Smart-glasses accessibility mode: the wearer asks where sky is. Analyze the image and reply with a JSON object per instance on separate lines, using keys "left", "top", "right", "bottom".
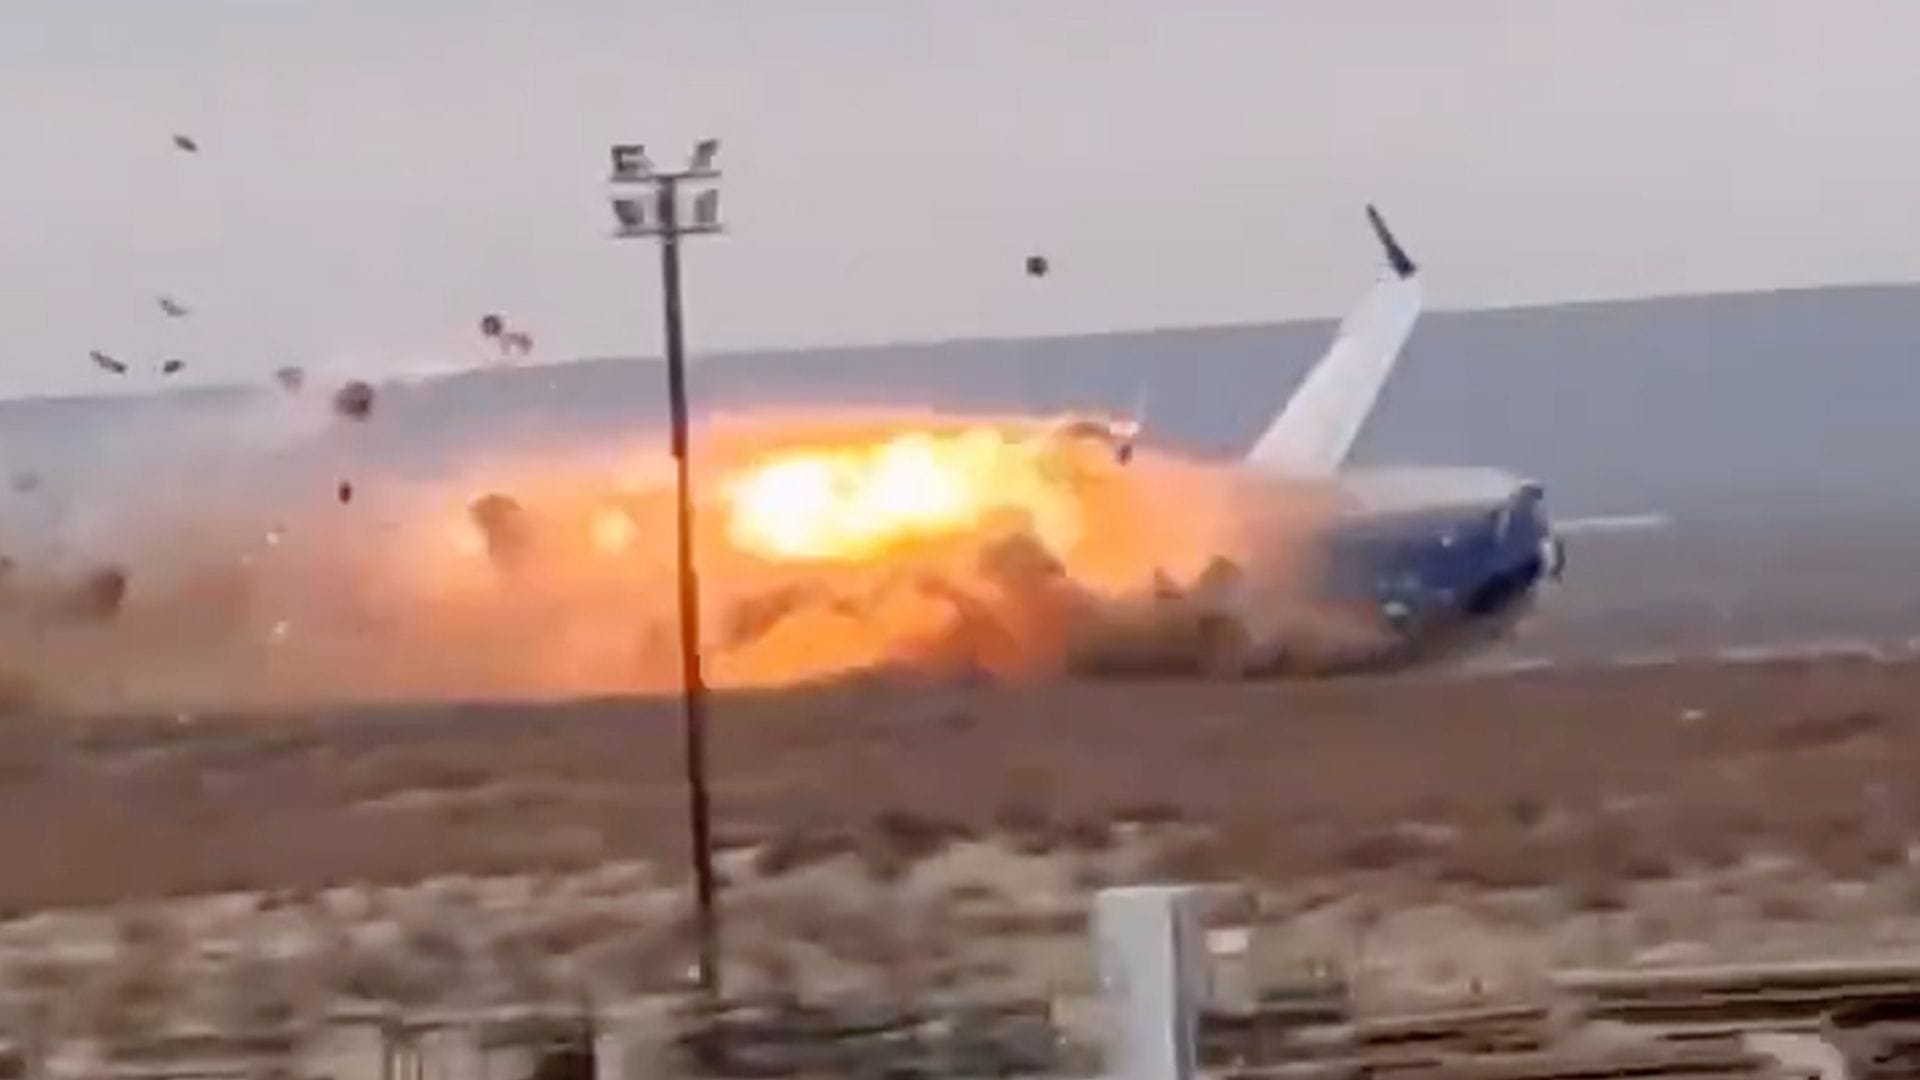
{"left": 5, "top": 0, "right": 1920, "bottom": 398}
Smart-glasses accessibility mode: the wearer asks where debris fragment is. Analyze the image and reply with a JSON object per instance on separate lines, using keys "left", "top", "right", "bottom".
{"left": 9, "top": 471, "right": 39, "bottom": 495}
{"left": 480, "top": 314, "right": 532, "bottom": 360}
{"left": 273, "top": 366, "right": 307, "bottom": 394}
{"left": 60, "top": 566, "right": 128, "bottom": 623}
{"left": 1025, "top": 254, "right": 1050, "bottom": 277}
{"left": 468, "top": 492, "right": 533, "bottom": 570}
{"left": 159, "top": 359, "right": 185, "bottom": 376}
{"left": 172, "top": 134, "right": 199, "bottom": 153}
{"left": 332, "top": 380, "right": 375, "bottom": 421}
{"left": 89, "top": 350, "right": 128, "bottom": 375}
{"left": 157, "top": 296, "right": 189, "bottom": 318}
{"left": 336, "top": 480, "right": 354, "bottom": 504}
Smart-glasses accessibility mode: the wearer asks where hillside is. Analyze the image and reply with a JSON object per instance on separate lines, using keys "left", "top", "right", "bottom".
{"left": 6, "top": 282, "right": 1920, "bottom": 515}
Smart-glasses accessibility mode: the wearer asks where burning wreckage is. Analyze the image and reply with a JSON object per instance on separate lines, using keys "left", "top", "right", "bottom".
{"left": 0, "top": 402, "right": 1372, "bottom": 709}
{"left": 0, "top": 207, "right": 1618, "bottom": 707}
{"left": 441, "top": 416, "right": 1359, "bottom": 687}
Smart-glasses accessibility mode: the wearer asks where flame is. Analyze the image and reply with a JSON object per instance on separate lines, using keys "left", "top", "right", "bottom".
{"left": 0, "top": 408, "right": 1349, "bottom": 711}
{"left": 450, "top": 520, "right": 488, "bottom": 559}
{"left": 589, "top": 506, "right": 637, "bottom": 553}
{"left": 719, "top": 427, "right": 1081, "bottom": 563}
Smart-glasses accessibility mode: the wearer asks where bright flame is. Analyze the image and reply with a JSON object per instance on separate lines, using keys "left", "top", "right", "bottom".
{"left": 589, "top": 506, "right": 637, "bottom": 553}
{"left": 721, "top": 427, "right": 1080, "bottom": 563}
{"left": 450, "top": 520, "right": 487, "bottom": 559}
{"left": 0, "top": 408, "right": 1348, "bottom": 710}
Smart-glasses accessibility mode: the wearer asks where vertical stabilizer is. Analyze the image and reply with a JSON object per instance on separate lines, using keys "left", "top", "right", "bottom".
{"left": 1243, "top": 206, "right": 1423, "bottom": 476}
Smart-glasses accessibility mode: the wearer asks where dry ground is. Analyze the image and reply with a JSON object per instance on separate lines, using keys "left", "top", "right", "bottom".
{"left": 6, "top": 657, "right": 1920, "bottom": 1039}
{"left": 0, "top": 656, "right": 1914, "bottom": 914}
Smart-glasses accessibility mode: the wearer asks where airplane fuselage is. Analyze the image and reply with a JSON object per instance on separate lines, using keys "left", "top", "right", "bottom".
{"left": 1306, "top": 466, "right": 1560, "bottom": 672}
{"left": 1089, "top": 466, "right": 1566, "bottom": 681}
{"left": 1164, "top": 205, "right": 1594, "bottom": 680}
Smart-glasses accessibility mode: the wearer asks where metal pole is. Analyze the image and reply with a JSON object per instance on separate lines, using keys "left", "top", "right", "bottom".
{"left": 655, "top": 176, "right": 721, "bottom": 998}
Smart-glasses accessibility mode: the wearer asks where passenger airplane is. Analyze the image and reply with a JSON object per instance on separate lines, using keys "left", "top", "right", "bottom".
{"left": 1069, "top": 206, "right": 1663, "bottom": 676}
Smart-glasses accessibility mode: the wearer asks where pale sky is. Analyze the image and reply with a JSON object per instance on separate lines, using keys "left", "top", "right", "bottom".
{"left": 5, "top": 0, "right": 1920, "bottom": 398}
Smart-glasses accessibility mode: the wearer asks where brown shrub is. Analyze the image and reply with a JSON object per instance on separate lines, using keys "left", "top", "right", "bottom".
{"left": 870, "top": 809, "right": 973, "bottom": 865}
{"left": 1752, "top": 883, "right": 1820, "bottom": 922}
{"left": 1573, "top": 812, "right": 1676, "bottom": 883}
{"left": 1564, "top": 871, "right": 1633, "bottom": 913}
{"left": 1111, "top": 801, "right": 1187, "bottom": 826}
{"left": 993, "top": 797, "right": 1052, "bottom": 839}
{"left": 1057, "top": 816, "right": 1116, "bottom": 852}
{"left": 1803, "top": 816, "right": 1908, "bottom": 880}
{"left": 1331, "top": 826, "right": 1440, "bottom": 874}
{"left": 1138, "top": 829, "right": 1233, "bottom": 882}
{"left": 1768, "top": 709, "right": 1888, "bottom": 752}
{"left": 1436, "top": 824, "right": 1555, "bottom": 891}
{"left": 752, "top": 823, "right": 860, "bottom": 878}
{"left": 216, "top": 951, "right": 304, "bottom": 1031}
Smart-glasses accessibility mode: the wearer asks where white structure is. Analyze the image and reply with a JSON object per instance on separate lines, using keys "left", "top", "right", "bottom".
{"left": 1093, "top": 886, "right": 1211, "bottom": 1080}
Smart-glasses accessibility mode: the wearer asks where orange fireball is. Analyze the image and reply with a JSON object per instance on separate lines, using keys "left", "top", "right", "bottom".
{"left": 718, "top": 427, "right": 1083, "bottom": 563}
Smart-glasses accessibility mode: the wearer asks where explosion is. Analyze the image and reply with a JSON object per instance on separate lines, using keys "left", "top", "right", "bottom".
{"left": 721, "top": 428, "right": 1081, "bottom": 564}
{"left": 0, "top": 405, "right": 1351, "bottom": 712}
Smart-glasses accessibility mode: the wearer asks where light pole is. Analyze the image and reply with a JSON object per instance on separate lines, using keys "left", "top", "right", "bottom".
{"left": 608, "top": 139, "right": 725, "bottom": 997}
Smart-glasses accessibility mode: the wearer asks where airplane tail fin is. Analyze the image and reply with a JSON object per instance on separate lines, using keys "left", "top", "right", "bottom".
{"left": 1243, "top": 205, "right": 1423, "bottom": 476}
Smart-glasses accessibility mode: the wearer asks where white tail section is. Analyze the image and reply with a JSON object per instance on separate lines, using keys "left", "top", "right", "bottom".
{"left": 1244, "top": 206, "right": 1422, "bottom": 477}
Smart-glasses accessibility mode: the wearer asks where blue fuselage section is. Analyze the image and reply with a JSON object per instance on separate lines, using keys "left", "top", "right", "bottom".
{"left": 1314, "top": 482, "right": 1557, "bottom": 666}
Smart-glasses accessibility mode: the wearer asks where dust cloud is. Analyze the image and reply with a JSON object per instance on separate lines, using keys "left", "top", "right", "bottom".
{"left": 0, "top": 393, "right": 1373, "bottom": 713}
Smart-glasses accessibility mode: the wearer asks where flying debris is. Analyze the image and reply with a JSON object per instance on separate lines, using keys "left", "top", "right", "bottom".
{"left": 171, "top": 134, "right": 199, "bottom": 154}
{"left": 1114, "top": 386, "right": 1148, "bottom": 465}
{"left": 273, "top": 366, "right": 307, "bottom": 394}
{"left": 480, "top": 314, "right": 532, "bottom": 359}
{"left": 61, "top": 566, "right": 128, "bottom": 624}
{"left": 157, "top": 296, "right": 190, "bottom": 318}
{"left": 1040, "top": 386, "right": 1147, "bottom": 467}
{"left": 9, "top": 471, "right": 39, "bottom": 495}
{"left": 469, "top": 492, "right": 534, "bottom": 570}
{"left": 336, "top": 480, "right": 354, "bottom": 505}
{"left": 159, "top": 359, "right": 185, "bottom": 376}
{"left": 89, "top": 350, "right": 128, "bottom": 375}
{"left": 332, "top": 380, "right": 375, "bottom": 421}
{"left": 1025, "top": 254, "right": 1050, "bottom": 278}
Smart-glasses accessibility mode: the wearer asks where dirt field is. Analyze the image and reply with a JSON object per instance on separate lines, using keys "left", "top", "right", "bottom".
{"left": 3, "top": 654, "right": 1920, "bottom": 1036}
{"left": 0, "top": 655, "right": 1915, "bottom": 914}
